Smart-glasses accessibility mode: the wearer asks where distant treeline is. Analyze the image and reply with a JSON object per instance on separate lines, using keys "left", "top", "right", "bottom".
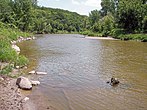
{"left": 0, "top": 0, "right": 87, "bottom": 34}
{"left": 0, "top": 0, "right": 147, "bottom": 41}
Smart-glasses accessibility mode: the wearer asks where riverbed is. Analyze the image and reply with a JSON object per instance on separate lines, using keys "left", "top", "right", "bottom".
{"left": 18, "top": 34, "right": 147, "bottom": 110}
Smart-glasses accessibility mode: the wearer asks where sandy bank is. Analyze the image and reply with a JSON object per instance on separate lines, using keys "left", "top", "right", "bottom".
{"left": 85, "top": 36, "right": 116, "bottom": 40}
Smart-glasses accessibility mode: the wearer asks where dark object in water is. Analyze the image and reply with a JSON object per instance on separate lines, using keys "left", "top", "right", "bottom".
{"left": 110, "top": 77, "right": 119, "bottom": 86}
{"left": 107, "top": 77, "right": 120, "bottom": 86}
{"left": 106, "top": 81, "right": 110, "bottom": 83}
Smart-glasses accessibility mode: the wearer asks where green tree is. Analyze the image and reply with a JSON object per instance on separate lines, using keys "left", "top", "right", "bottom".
{"left": 117, "top": 0, "right": 144, "bottom": 33}
{"left": 100, "top": 0, "right": 118, "bottom": 17}
{"left": 10, "top": 0, "right": 34, "bottom": 31}
{"left": 89, "top": 10, "right": 101, "bottom": 26}
{"left": 101, "top": 14, "right": 115, "bottom": 36}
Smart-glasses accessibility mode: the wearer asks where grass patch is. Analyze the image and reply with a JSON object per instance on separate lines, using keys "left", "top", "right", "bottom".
{"left": 0, "top": 64, "right": 13, "bottom": 75}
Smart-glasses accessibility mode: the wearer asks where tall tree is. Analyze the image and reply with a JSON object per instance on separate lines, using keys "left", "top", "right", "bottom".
{"left": 89, "top": 10, "right": 100, "bottom": 26}
{"left": 117, "top": 0, "right": 144, "bottom": 33}
{"left": 100, "top": 0, "right": 119, "bottom": 17}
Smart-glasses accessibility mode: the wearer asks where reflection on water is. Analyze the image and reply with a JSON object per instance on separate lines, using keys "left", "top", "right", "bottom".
{"left": 19, "top": 34, "right": 147, "bottom": 110}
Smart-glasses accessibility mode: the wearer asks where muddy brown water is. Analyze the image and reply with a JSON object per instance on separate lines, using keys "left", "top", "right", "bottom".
{"left": 18, "top": 34, "right": 147, "bottom": 110}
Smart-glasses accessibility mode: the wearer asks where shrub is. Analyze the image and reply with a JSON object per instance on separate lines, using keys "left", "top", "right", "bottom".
{"left": 118, "top": 34, "right": 147, "bottom": 42}
{"left": 111, "top": 28, "right": 125, "bottom": 38}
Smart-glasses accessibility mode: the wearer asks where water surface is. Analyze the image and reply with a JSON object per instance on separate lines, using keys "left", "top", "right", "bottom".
{"left": 19, "top": 34, "right": 147, "bottom": 110}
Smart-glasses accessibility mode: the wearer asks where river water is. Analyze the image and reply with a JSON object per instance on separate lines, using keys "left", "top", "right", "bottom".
{"left": 18, "top": 34, "right": 147, "bottom": 110}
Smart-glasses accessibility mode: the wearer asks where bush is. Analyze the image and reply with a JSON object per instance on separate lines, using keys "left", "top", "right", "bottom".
{"left": 118, "top": 34, "right": 147, "bottom": 42}
{"left": 111, "top": 28, "right": 125, "bottom": 38}
{"left": 0, "top": 22, "right": 31, "bottom": 75}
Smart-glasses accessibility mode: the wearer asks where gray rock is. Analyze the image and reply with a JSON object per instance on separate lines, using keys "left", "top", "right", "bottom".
{"left": 16, "top": 77, "right": 32, "bottom": 90}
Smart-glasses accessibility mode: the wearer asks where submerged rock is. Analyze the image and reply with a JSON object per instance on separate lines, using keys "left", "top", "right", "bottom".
{"left": 16, "top": 76, "right": 32, "bottom": 90}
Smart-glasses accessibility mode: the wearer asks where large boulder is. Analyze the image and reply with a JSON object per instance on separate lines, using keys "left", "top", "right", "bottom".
{"left": 16, "top": 77, "right": 32, "bottom": 90}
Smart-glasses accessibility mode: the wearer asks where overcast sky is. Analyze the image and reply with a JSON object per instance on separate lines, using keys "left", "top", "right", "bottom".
{"left": 37, "top": 0, "right": 101, "bottom": 15}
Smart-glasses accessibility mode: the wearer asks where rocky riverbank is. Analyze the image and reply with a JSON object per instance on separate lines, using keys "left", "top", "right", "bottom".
{"left": 0, "top": 36, "right": 41, "bottom": 110}
{"left": 0, "top": 75, "right": 32, "bottom": 110}
{"left": 0, "top": 69, "right": 47, "bottom": 110}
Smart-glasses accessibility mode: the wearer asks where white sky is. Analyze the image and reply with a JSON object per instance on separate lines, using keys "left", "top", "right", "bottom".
{"left": 38, "top": 0, "right": 101, "bottom": 15}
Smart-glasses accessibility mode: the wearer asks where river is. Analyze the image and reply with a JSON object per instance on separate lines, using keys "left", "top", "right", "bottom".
{"left": 18, "top": 34, "right": 147, "bottom": 110}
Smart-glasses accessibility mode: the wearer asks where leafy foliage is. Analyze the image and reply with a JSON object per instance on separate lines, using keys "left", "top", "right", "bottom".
{"left": 0, "top": 0, "right": 86, "bottom": 33}
{"left": 86, "top": 0, "right": 147, "bottom": 41}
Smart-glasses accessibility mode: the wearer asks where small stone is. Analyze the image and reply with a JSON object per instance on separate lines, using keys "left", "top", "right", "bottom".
{"left": 32, "top": 36, "right": 36, "bottom": 40}
{"left": 28, "top": 70, "right": 36, "bottom": 74}
{"left": 24, "top": 66, "right": 27, "bottom": 69}
{"left": 0, "top": 77, "right": 4, "bottom": 81}
{"left": 16, "top": 66, "right": 20, "bottom": 69}
{"left": 26, "top": 38, "right": 32, "bottom": 40}
{"left": 36, "top": 72, "right": 47, "bottom": 75}
{"left": 22, "top": 97, "right": 29, "bottom": 103}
